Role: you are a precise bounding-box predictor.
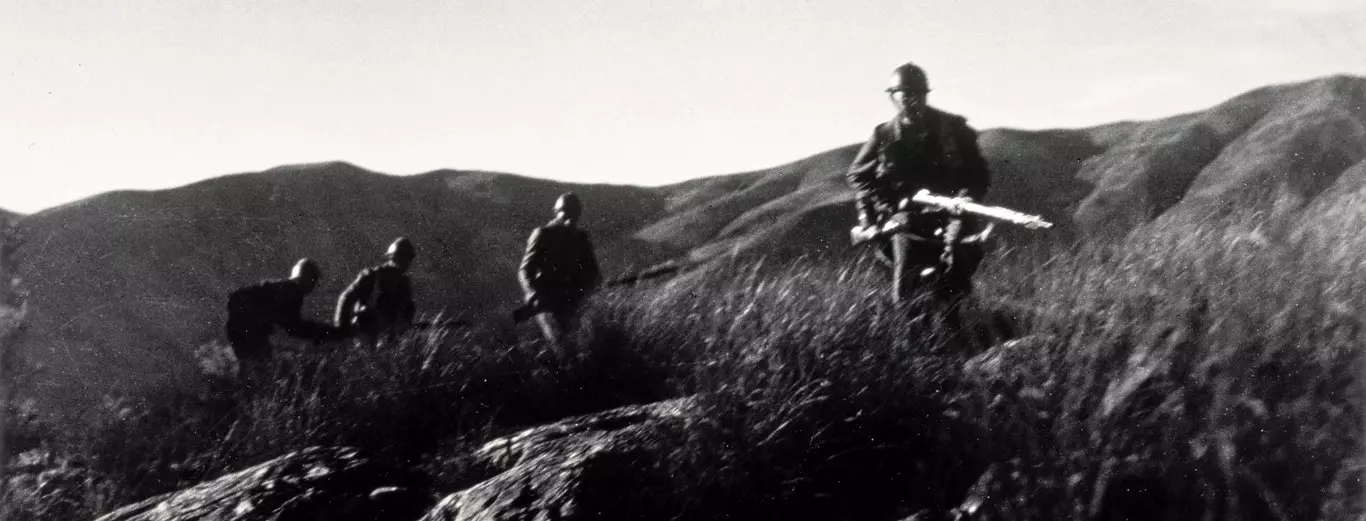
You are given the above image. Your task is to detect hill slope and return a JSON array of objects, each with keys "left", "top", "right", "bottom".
[{"left": 12, "top": 75, "right": 1366, "bottom": 406}]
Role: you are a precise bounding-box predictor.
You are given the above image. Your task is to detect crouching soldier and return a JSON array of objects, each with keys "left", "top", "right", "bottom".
[
  {"left": 517, "top": 193, "right": 602, "bottom": 346},
  {"left": 225, "top": 258, "right": 337, "bottom": 388},
  {"left": 335, "top": 237, "right": 417, "bottom": 344}
]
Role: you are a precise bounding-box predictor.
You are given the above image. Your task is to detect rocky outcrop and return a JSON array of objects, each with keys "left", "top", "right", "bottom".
[
  {"left": 93, "top": 446, "right": 433, "bottom": 521},
  {"left": 88, "top": 399, "right": 699, "bottom": 521},
  {"left": 420, "top": 397, "right": 697, "bottom": 521}
]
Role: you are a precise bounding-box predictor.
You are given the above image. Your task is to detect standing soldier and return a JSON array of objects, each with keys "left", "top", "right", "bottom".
[
  {"left": 335, "top": 238, "right": 417, "bottom": 343},
  {"left": 225, "top": 258, "right": 336, "bottom": 386},
  {"left": 846, "top": 62, "right": 992, "bottom": 304},
  {"left": 517, "top": 193, "right": 602, "bottom": 346}
]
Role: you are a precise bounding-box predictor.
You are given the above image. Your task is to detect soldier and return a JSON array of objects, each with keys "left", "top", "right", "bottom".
[
  {"left": 225, "top": 258, "right": 336, "bottom": 383},
  {"left": 846, "top": 62, "right": 993, "bottom": 304},
  {"left": 335, "top": 238, "right": 417, "bottom": 343},
  {"left": 517, "top": 193, "right": 602, "bottom": 345}
]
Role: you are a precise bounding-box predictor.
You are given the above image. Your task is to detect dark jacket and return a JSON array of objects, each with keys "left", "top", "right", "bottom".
[
  {"left": 334, "top": 262, "right": 415, "bottom": 336},
  {"left": 846, "top": 107, "right": 991, "bottom": 220},
  {"left": 518, "top": 219, "right": 601, "bottom": 306},
  {"left": 225, "top": 279, "right": 332, "bottom": 358}
]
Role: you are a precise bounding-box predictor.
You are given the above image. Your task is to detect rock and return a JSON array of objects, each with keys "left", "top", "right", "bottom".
[
  {"left": 94, "top": 446, "right": 434, "bottom": 521},
  {"left": 421, "top": 397, "right": 697, "bottom": 521}
]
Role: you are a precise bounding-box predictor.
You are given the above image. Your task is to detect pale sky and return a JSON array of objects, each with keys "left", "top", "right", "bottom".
[{"left": 3, "top": 0, "right": 1363, "bottom": 213}]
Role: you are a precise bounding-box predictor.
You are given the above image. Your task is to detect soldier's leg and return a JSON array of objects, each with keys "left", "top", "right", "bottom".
[
  {"left": 875, "top": 238, "right": 896, "bottom": 269},
  {"left": 231, "top": 327, "right": 275, "bottom": 393},
  {"left": 237, "top": 354, "right": 270, "bottom": 394},
  {"left": 930, "top": 244, "right": 985, "bottom": 339},
  {"left": 892, "top": 235, "right": 944, "bottom": 303},
  {"left": 939, "top": 243, "right": 985, "bottom": 301},
  {"left": 534, "top": 311, "right": 565, "bottom": 344},
  {"left": 226, "top": 322, "right": 271, "bottom": 377},
  {"left": 233, "top": 340, "right": 273, "bottom": 395},
  {"left": 551, "top": 309, "right": 580, "bottom": 358},
  {"left": 890, "top": 233, "right": 913, "bottom": 303}
]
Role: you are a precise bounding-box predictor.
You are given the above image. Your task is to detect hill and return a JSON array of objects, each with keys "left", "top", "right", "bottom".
[{"left": 10, "top": 75, "right": 1366, "bottom": 407}]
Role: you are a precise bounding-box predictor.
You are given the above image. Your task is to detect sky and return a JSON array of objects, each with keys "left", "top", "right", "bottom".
[{"left": 3, "top": 0, "right": 1364, "bottom": 213}]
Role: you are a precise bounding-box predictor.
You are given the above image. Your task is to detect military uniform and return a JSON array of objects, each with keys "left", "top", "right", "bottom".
[
  {"left": 225, "top": 278, "right": 334, "bottom": 362},
  {"left": 334, "top": 261, "right": 416, "bottom": 341},
  {"left": 518, "top": 218, "right": 602, "bottom": 343},
  {"left": 846, "top": 107, "right": 992, "bottom": 302}
]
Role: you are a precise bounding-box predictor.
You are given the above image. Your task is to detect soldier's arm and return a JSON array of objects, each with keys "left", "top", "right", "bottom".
[
  {"left": 582, "top": 231, "right": 602, "bottom": 292},
  {"left": 846, "top": 126, "right": 886, "bottom": 223},
  {"left": 954, "top": 121, "right": 991, "bottom": 201},
  {"left": 278, "top": 293, "right": 335, "bottom": 341},
  {"left": 401, "top": 276, "right": 416, "bottom": 324},
  {"left": 333, "top": 269, "right": 374, "bottom": 330},
  {"left": 518, "top": 228, "right": 546, "bottom": 298},
  {"left": 284, "top": 319, "right": 338, "bottom": 342}
]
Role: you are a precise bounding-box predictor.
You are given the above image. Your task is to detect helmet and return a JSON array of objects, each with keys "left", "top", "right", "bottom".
[
  {"left": 554, "top": 192, "right": 583, "bottom": 219},
  {"left": 290, "top": 258, "right": 321, "bottom": 284},
  {"left": 386, "top": 237, "right": 415, "bottom": 262},
  {"left": 886, "top": 62, "right": 930, "bottom": 94}
]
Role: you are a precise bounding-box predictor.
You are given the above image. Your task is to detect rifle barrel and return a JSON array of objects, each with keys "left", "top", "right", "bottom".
[{"left": 911, "top": 191, "right": 1053, "bottom": 229}]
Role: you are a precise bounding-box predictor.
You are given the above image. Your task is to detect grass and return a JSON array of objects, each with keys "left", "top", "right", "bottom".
[{"left": 2, "top": 208, "right": 1362, "bottom": 520}]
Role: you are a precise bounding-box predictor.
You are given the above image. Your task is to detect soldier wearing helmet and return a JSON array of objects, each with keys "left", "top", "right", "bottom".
[
  {"left": 846, "top": 62, "right": 992, "bottom": 304},
  {"left": 517, "top": 193, "right": 602, "bottom": 345},
  {"left": 225, "top": 258, "right": 337, "bottom": 370},
  {"left": 334, "top": 238, "right": 417, "bottom": 342}
]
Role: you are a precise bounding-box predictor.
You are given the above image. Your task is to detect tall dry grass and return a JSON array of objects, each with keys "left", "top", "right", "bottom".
[{"left": 3, "top": 206, "right": 1362, "bottom": 521}]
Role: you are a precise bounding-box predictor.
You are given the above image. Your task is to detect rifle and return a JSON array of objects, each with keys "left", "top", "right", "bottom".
[
  {"left": 510, "top": 261, "right": 701, "bottom": 324},
  {"left": 329, "top": 317, "right": 470, "bottom": 341},
  {"left": 850, "top": 189, "right": 1053, "bottom": 245}
]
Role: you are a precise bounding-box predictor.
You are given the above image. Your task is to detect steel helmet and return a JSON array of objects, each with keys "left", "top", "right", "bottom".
[
  {"left": 886, "top": 62, "right": 930, "bottom": 94},
  {"left": 290, "top": 258, "right": 321, "bottom": 285},
  {"left": 554, "top": 192, "right": 583, "bottom": 219},
  {"left": 386, "top": 237, "right": 415, "bottom": 262}
]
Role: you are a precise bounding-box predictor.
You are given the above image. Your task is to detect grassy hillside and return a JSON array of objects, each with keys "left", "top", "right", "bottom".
[
  {"left": 9, "top": 75, "right": 1365, "bottom": 430},
  {"left": 1077, "top": 76, "right": 1366, "bottom": 239},
  {"left": 5, "top": 201, "right": 1360, "bottom": 520}
]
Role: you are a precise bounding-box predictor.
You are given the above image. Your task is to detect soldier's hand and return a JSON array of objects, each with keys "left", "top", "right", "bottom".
[{"left": 858, "top": 212, "right": 876, "bottom": 228}]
